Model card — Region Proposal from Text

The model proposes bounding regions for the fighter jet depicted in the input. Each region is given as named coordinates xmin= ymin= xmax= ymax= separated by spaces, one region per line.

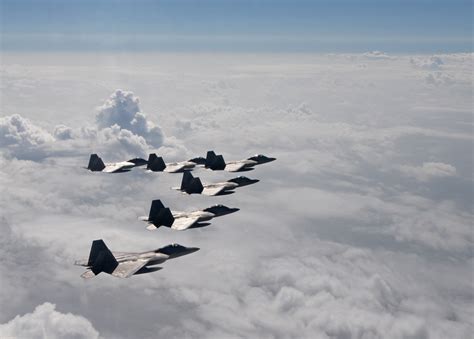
xmin=86 ymin=154 xmax=147 ymax=173
xmin=74 ymin=239 xmax=199 ymax=279
xmin=140 ymin=199 xmax=239 ymax=231
xmin=173 ymin=171 xmax=259 ymax=196
xmin=146 ymin=153 xmax=197 ymax=173
xmin=197 ymin=151 xmax=276 ymax=172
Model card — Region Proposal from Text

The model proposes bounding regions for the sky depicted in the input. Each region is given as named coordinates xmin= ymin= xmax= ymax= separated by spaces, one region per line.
xmin=0 ymin=0 xmax=472 ymax=52
xmin=0 ymin=1 xmax=473 ymax=339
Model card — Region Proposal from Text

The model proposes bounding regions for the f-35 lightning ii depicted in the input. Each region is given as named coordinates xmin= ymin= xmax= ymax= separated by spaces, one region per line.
xmin=195 ymin=150 xmax=276 ymax=172
xmin=174 ymin=171 xmax=259 ymax=196
xmin=140 ymin=199 xmax=239 ymax=231
xmin=86 ymin=154 xmax=147 ymax=173
xmin=146 ymin=153 xmax=197 ymax=173
xmin=74 ymin=239 xmax=199 ymax=279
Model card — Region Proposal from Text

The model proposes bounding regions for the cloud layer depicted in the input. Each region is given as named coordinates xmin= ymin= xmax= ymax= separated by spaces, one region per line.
xmin=0 ymin=52 xmax=472 ymax=338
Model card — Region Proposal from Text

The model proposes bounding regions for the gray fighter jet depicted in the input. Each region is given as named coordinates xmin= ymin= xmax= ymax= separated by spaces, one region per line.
xmin=173 ymin=171 xmax=259 ymax=196
xmin=192 ymin=150 xmax=276 ymax=172
xmin=146 ymin=153 xmax=197 ymax=173
xmin=86 ymin=154 xmax=147 ymax=173
xmin=74 ymin=239 xmax=199 ymax=279
xmin=139 ymin=199 xmax=239 ymax=231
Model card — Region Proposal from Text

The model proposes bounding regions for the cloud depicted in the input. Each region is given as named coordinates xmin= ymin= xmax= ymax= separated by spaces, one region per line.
xmin=0 ymin=114 xmax=54 ymax=160
xmin=53 ymin=125 xmax=74 ymax=140
xmin=0 ymin=303 xmax=100 ymax=339
xmin=0 ymin=53 xmax=472 ymax=339
xmin=0 ymin=89 xmax=174 ymax=160
xmin=96 ymin=89 xmax=163 ymax=147
xmin=0 ymin=114 xmax=53 ymax=147
xmin=410 ymin=56 xmax=444 ymax=70
xmin=363 ymin=50 xmax=393 ymax=59
xmin=399 ymin=162 xmax=457 ymax=182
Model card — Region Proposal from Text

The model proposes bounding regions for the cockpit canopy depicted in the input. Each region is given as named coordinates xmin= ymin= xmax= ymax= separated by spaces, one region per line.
xmin=227 ymin=176 xmax=259 ymax=187
xmin=157 ymin=243 xmax=186 ymax=256
xmin=203 ymin=204 xmax=239 ymax=216
xmin=247 ymin=154 xmax=276 ymax=164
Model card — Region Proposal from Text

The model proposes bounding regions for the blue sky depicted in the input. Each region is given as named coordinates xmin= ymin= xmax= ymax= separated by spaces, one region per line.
xmin=0 ymin=0 xmax=472 ymax=52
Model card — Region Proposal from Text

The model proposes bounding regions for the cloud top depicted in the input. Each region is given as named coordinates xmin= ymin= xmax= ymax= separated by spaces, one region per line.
xmin=0 ymin=114 xmax=53 ymax=147
xmin=96 ymin=89 xmax=163 ymax=147
xmin=0 ymin=303 xmax=99 ymax=339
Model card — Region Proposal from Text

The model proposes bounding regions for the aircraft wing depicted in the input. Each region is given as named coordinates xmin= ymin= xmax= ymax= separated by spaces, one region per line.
xmin=103 ymin=164 xmax=127 ymax=173
xmin=202 ymin=185 xmax=228 ymax=196
xmin=111 ymin=259 xmax=151 ymax=278
xmin=164 ymin=163 xmax=187 ymax=173
xmin=224 ymin=162 xmax=247 ymax=172
xmin=171 ymin=216 xmax=200 ymax=230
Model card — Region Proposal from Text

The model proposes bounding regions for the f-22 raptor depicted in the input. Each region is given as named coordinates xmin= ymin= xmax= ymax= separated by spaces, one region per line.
xmin=140 ymin=199 xmax=239 ymax=230
xmin=174 ymin=171 xmax=259 ymax=196
xmin=193 ymin=151 xmax=276 ymax=172
xmin=146 ymin=153 xmax=196 ymax=173
xmin=86 ymin=154 xmax=147 ymax=173
xmin=74 ymin=239 xmax=199 ymax=279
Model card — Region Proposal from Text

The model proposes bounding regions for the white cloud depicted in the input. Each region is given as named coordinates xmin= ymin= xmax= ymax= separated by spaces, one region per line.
xmin=53 ymin=124 xmax=74 ymax=140
xmin=363 ymin=50 xmax=393 ymax=59
xmin=410 ymin=56 xmax=444 ymax=70
xmin=0 ymin=303 xmax=100 ymax=339
xmin=0 ymin=52 xmax=472 ymax=339
xmin=399 ymin=162 xmax=457 ymax=182
xmin=0 ymin=114 xmax=53 ymax=147
xmin=96 ymin=89 xmax=163 ymax=147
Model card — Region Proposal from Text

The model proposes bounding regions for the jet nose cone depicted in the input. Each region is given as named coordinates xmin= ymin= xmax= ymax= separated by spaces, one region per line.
xmin=268 ymin=157 xmax=276 ymax=162
xmin=188 ymin=247 xmax=200 ymax=254
xmin=231 ymin=208 xmax=240 ymax=213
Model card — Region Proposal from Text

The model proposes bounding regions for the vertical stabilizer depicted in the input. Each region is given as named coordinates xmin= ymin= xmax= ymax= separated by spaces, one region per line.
xmin=148 ymin=200 xmax=165 ymax=222
xmin=181 ymin=171 xmax=194 ymax=190
xmin=87 ymin=154 xmax=106 ymax=171
xmin=87 ymin=240 xmax=118 ymax=275
xmin=205 ymin=151 xmax=226 ymax=170
xmin=147 ymin=153 xmax=166 ymax=171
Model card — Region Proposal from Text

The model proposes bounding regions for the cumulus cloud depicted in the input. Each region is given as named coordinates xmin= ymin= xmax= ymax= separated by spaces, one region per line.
xmin=0 ymin=89 xmax=172 ymax=160
xmin=399 ymin=162 xmax=457 ymax=182
xmin=53 ymin=124 xmax=74 ymax=140
xmin=96 ymin=89 xmax=163 ymax=147
xmin=410 ymin=56 xmax=444 ymax=70
xmin=0 ymin=303 xmax=100 ymax=339
xmin=0 ymin=114 xmax=53 ymax=147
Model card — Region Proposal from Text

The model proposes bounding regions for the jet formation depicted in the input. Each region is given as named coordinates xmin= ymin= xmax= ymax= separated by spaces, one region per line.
xmin=78 ymin=150 xmax=275 ymax=278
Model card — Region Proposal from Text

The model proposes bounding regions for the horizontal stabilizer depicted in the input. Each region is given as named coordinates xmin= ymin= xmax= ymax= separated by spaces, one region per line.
xmin=81 ymin=270 xmax=96 ymax=279
xmin=146 ymin=224 xmax=158 ymax=231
